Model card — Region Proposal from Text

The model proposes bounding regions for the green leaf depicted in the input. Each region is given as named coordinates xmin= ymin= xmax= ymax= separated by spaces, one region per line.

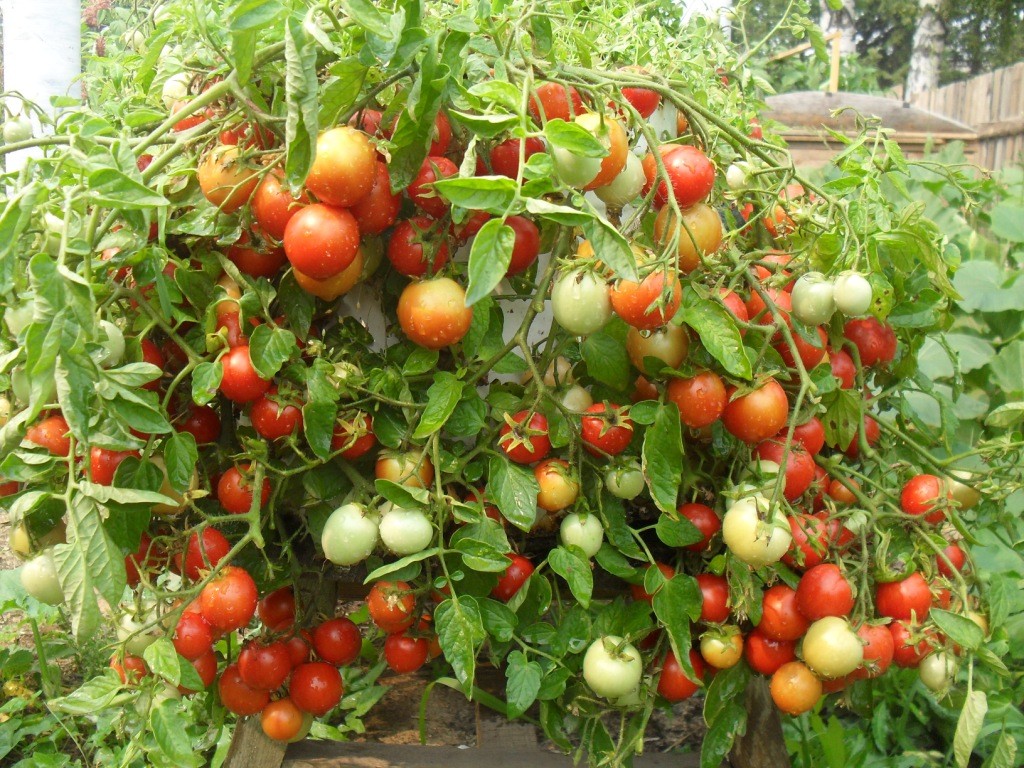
xmin=191 ymin=362 xmax=222 ymax=406
xmin=487 ymin=456 xmax=540 ymax=532
xmin=284 ymin=16 xmax=320 ymax=187
xmin=87 ymin=169 xmax=169 ymax=209
xmin=303 ymin=401 xmax=338 ymax=460
xmin=543 ymin=119 xmax=606 ymax=157
xmin=431 ymin=176 xmax=518 ymax=212
xmin=466 ymin=220 xmax=515 ymax=306
xmin=51 ymin=674 xmax=130 ymax=716
xmin=985 ymin=402 xmax=1024 ymax=429
xmin=701 ymin=665 xmax=750 ymax=768
xmin=982 ymin=732 xmax=1017 ymax=768
xmin=655 ymin=512 xmax=703 ymax=548
xmin=930 ymin=608 xmax=985 ymax=651
xmin=505 ymin=651 xmax=543 ymax=719
xmin=953 ymin=690 xmax=988 ymax=768
xmin=990 ymin=203 xmax=1024 ymax=243
xmin=249 ymin=324 xmax=295 ymax=379
xmin=339 ymin=0 xmax=394 ymax=37
xmin=143 ymin=638 xmax=182 ymax=686
xmin=51 ymin=495 xmax=127 ymax=642
xmin=547 ymin=546 xmax=593 ymax=608
xmin=435 ymin=596 xmax=486 ymax=690
xmin=582 ymin=321 xmax=630 ymax=392
xmin=163 ymin=432 xmax=198 ymax=493
xmin=680 ymin=287 xmax=751 ymax=379
xmin=374 ymin=478 xmax=431 ymax=509
xmin=822 ymin=388 xmax=863 ymax=451
xmin=403 ymin=347 xmax=439 ymax=376
xmin=643 ymin=403 xmax=683 ymax=515
xmin=151 ymin=700 xmax=202 ymax=766
xmin=450 ymin=521 xmax=511 ymax=572
xmin=277 ymin=272 xmax=314 ymax=340
xmin=229 ymin=0 xmax=284 ymax=31
xmin=479 ymin=598 xmax=518 ymax=642
xmin=364 ymin=548 xmax=440 ymax=583
xmin=448 ymin=110 xmax=519 ymax=138
xmin=580 ymin=212 xmax=638 ymax=281
xmin=413 ymin=372 xmax=464 ymax=439
xmin=652 ymin=574 xmax=701 ymax=673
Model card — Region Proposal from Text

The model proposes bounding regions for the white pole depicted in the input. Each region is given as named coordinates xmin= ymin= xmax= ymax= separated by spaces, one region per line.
xmin=1 ymin=0 xmax=82 ymax=170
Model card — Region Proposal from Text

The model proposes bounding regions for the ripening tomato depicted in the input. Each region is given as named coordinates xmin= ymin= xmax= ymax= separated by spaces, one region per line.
xmin=388 ymin=217 xmax=450 ymax=277
xmin=535 ymin=459 xmax=580 ymax=512
xmin=700 ymin=631 xmax=743 ymax=669
xmin=293 ymin=249 xmax=363 ymax=301
xmin=88 ymin=446 xmax=140 ymax=486
xmin=218 ymin=464 xmax=271 ymax=515
xmin=304 ymin=127 xmax=376 ymax=208
xmin=658 ymin=649 xmax=704 ymax=702
xmin=228 ymin=232 xmax=287 ymax=279
xmin=610 ymin=267 xmax=682 ymax=330
xmin=283 ymin=203 xmax=360 ymax=280
xmin=900 ymin=474 xmax=948 ymax=524
xmin=351 ymin=161 xmax=401 ymax=235
xmin=678 ymin=503 xmax=720 ymax=552
xmin=770 ymin=661 xmax=822 ymax=716
xmin=177 ymin=404 xmax=221 ymax=444
xmin=201 ymin=566 xmax=259 ymax=632
xmin=499 ymin=411 xmax=552 ymax=464
xmin=721 ymin=379 xmax=789 ymax=445
xmin=173 ymin=611 xmax=214 ymax=661
xmin=843 ymin=317 xmax=897 ymax=367
xmin=855 ymin=623 xmax=895 ymax=678
xmin=375 ymin=451 xmax=433 ymax=488
xmin=174 ymin=527 xmax=231 ymax=581
xmin=261 ymin=698 xmax=307 ymax=743
xmin=876 ymin=573 xmax=932 ymax=621
xmin=290 ymin=662 xmax=343 ymax=716
xmin=758 ymin=585 xmax=809 ymax=641
xmin=642 ymin=144 xmax=716 ymax=209
xmin=505 ymin=216 xmax=541 ymax=276
xmin=666 ymin=371 xmax=727 ymax=429
xmin=250 ymin=387 xmax=303 ymax=440
xmin=754 ymin=440 xmax=815 ymax=500
xmin=842 ymin=414 xmax=881 ymax=459
xmin=744 ymin=629 xmax=796 ymax=676
xmin=384 ymin=632 xmax=429 ymax=674
xmin=238 ymin=640 xmax=292 ymax=691
xmin=718 ymin=288 xmax=749 ymax=331
xmin=252 ymin=170 xmax=309 ymax=241
xmin=331 ymin=412 xmax=377 ymax=460
xmin=696 ymin=573 xmax=730 ymax=624
xmin=312 ymin=617 xmax=362 ymax=666
xmin=197 ymin=144 xmax=259 ymax=214
xmin=889 ymin=620 xmax=937 ymax=668
xmin=529 ymin=82 xmax=585 ymax=123
xmin=626 ymin=324 xmax=689 ymax=372
xmin=492 ymin=554 xmax=534 ymax=602
xmin=409 ymin=156 xmax=459 ymax=218
xmin=796 ymin=564 xmax=854 ymax=621
xmin=396 ymin=278 xmax=473 ymax=350
xmin=488 ymin=137 xmax=546 ymax=178
xmin=219 ymin=345 xmax=270 ymax=403
xmin=25 ymin=415 xmax=71 ymax=456
xmin=367 ymin=580 xmax=417 ymax=633
xmin=654 ymin=204 xmax=723 ymax=273
xmin=111 ymin=653 xmax=149 ymax=685
xmin=581 ymin=403 xmax=634 ymax=457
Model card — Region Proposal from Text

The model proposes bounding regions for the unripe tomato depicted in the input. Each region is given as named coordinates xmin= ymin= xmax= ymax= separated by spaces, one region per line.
xmin=595 ymin=152 xmax=646 ymax=208
xmin=919 ymin=651 xmax=956 ymax=692
xmin=722 ymin=495 xmax=791 ymax=567
xmin=375 ymin=451 xmax=433 ymax=488
xmin=321 ymin=503 xmax=379 ymax=566
xmin=653 ymin=203 xmax=723 ymax=273
xmin=21 ymin=551 xmax=65 ymax=605
xmin=304 ymin=127 xmax=376 ymax=208
xmin=790 ymin=272 xmax=835 ymax=326
xmin=700 ymin=631 xmax=743 ymax=669
xmin=583 ymin=636 xmax=643 ymax=699
xmin=944 ymin=470 xmax=981 ymax=510
xmin=802 ymin=617 xmax=863 ymax=678
xmin=551 ymin=269 xmax=612 ymax=336
xmin=397 ymin=278 xmax=473 ymax=349
xmin=535 ymin=459 xmax=579 ymax=512
xmin=832 ymin=272 xmax=873 ymax=316
xmin=604 ymin=462 xmax=645 ymax=500
xmin=626 ymin=324 xmax=689 ymax=372
xmin=559 ymin=512 xmax=604 ymax=557
xmin=379 ymin=506 xmax=433 ymax=556
xmin=197 ymin=144 xmax=259 ymax=213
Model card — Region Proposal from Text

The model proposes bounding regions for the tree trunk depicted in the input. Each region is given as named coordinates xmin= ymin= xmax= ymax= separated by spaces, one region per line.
xmin=729 ymin=677 xmax=791 ymax=768
xmin=819 ymin=0 xmax=857 ymax=57
xmin=905 ymin=0 xmax=945 ymax=99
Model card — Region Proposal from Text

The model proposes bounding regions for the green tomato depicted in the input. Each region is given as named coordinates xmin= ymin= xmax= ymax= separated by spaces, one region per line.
xmin=605 ymin=463 xmax=645 ymax=500
xmin=20 ymin=551 xmax=65 ymax=605
xmin=594 ymin=152 xmax=644 ymax=208
xmin=5 ymin=303 xmax=33 ymax=338
xmin=832 ymin=271 xmax=873 ymax=317
xmin=559 ymin=512 xmax=604 ymax=558
xmin=583 ymin=636 xmax=643 ymax=699
xmin=378 ymin=506 xmax=433 ymax=556
xmin=2 ymin=115 xmax=32 ymax=144
xmin=96 ymin=320 xmax=126 ymax=368
xmin=918 ymin=652 xmax=956 ymax=692
xmin=721 ymin=494 xmax=791 ymax=567
xmin=791 ymin=272 xmax=835 ymax=326
xmin=551 ymin=269 xmax=612 ymax=336
xmin=321 ymin=503 xmax=379 ymax=566
xmin=117 ymin=613 xmax=161 ymax=656
xmin=802 ymin=617 xmax=863 ymax=679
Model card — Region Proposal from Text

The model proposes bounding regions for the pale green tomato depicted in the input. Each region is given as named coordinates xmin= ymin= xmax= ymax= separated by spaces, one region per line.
xmin=560 ymin=385 xmax=593 ymax=413
xmin=791 ymin=272 xmax=835 ymax=325
xmin=605 ymin=464 xmax=645 ymax=500
xmin=721 ymin=494 xmax=791 ymax=567
xmin=521 ymin=356 xmax=574 ymax=387
xmin=161 ymin=72 xmax=191 ymax=109
xmin=118 ymin=613 xmax=161 ymax=656
xmin=134 ymin=682 xmax=183 ymax=718
xmin=321 ymin=503 xmax=379 ymax=566
xmin=802 ymin=617 xmax=863 ymax=679
xmin=725 ymin=162 xmax=752 ymax=191
xmin=96 ymin=320 xmax=126 ymax=368
xmin=595 ymin=153 xmax=644 ymax=207
xmin=560 ymin=512 xmax=605 ymax=558
xmin=20 ymin=551 xmax=64 ymax=605
xmin=5 ymin=303 xmax=33 ymax=338
xmin=583 ymin=636 xmax=643 ymax=699
xmin=378 ymin=507 xmax=433 ymax=556
xmin=945 ymin=470 xmax=981 ymax=510
xmin=832 ymin=271 xmax=873 ymax=317
xmin=551 ymin=269 xmax=612 ymax=336
xmin=919 ymin=652 xmax=956 ymax=692
xmin=2 ymin=114 xmax=32 ymax=144
xmin=0 ymin=395 xmax=10 ymax=428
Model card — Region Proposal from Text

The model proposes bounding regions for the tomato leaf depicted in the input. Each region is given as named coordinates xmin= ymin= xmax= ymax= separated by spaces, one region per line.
xmin=655 ymin=512 xmax=703 ymax=548
xmin=505 ymin=651 xmax=543 ymax=719
xmin=191 ymin=361 xmax=222 ymax=406
xmin=930 ymin=608 xmax=985 ymax=651
xmin=50 ymin=674 xmax=131 ymax=716
xmin=652 ymin=574 xmax=701 ymax=675
xmin=680 ymin=286 xmax=752 ymax=380
xmin=432 ymin=176 xmax=518 ymax=213
xmin=339 ymin=0 xmax=394 ymax=38
xmin=548 ymin=546 xmax=593 ymax=608
xmin=249 ymin=324 xmax=296 ymax=379
xmin=465 ymin=219 xmax=515 ymax=306
xmin=374 ymin=479 xmax=431 ymax=509
xmin=582 ymin=321 xmax=630 ymax=392
xmin=543 ymin=119 xmax=607 ymax=157
xmin=479 ymin=599 xmax=517 ymax=643
xmin=643 ymin=403 xmax=683 ymax=515
xmin=303 ymin=401 xmax=338 ymax=460
xmin=162 ymin=432 xmax=198 ymax=493
xmin=364 ymin=548 xmax=440 ymax=583
xmin=277 ymin=272 xmax=314 ymax=341
xmin=284 ymin=16 xmax=320 ymax=188
xmin=580 ymin=209 xmax=638 ymax=281
xmin=821 ymin=388 xmax=862 ymax=451
xmin=435 ymin=596 xmax=486 ymax=691
xmin=449 ymin=521 xmax=511 ymax=572
xmin=413 ymin=372 xmax=464 ymax=440
xmin=87 ymin=169 xmax=169 ymax=209
xmin=953 ymin=689 xmax=988 ymax=768
xmin=143 ymin=638 xmax=182 ymax=686
xmin=701 ymin=665 xmax=750 ymax=768
xmin=229 ymin=0 xmax=285 ymax=32
xmin=150 ymin=699 xmax=203 ymax=767
xmin=487 ymin=456 xmax=540 ymax=532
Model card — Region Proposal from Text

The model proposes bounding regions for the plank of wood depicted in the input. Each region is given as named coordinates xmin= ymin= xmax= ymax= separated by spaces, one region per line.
xmin=728 ymin=678 xmax=791 ymax=768
xmin=225 ymin=716 xmax=288 ymax=768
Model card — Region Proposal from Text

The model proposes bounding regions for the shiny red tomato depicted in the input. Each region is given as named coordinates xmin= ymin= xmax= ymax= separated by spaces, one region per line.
xmin=409 ymin=157 xmax=459 ymax=219
xmin=843 ymin=414 xmax=880 ymax=459
xmin=829 ymin=349 xmax=856 ymax=388
xmin=218 ymin=464 xmax=271 ymax=515
xmin=238 ymin=639 xmax=292 ymax=690
xmin=384 ymin=632 xmax=430 ymax=674
xmin=304 ymin=126 xmax=376 ymax=208
xmin=487 ymin=137 xmax=546 ymax=178
xmin=937 ymin=543 xmax=967 ymax=578
xmin=630 ymin=562 xmax=675 ymax=603
xmin=889 ymin=620 xmax=937 ymax=668
xmin=666 ymin=371 xmax=727 ymax=429
xmin=721 ymin=379 xmax=789 ymax=445
xmin=227 ymin=233 xmax=287 ymax=279
xmin=758 ymin=585 xmax=809 ymax=642
xmin=110 ymin=653 xmax=149 ymax=684
xmin=283 ymin=203 xmax=361 ymax=280
xmin=351 ymin=161 xmax=401 ymax=235
xmin=678 ymin=503 xmax=721 ymax=552
xmin=88 ymin=446 xmax=140 ymax=486
xmin=387 ymin=217 xmax=450 ymax=277
xmin=173 ymin=611 xmax=214 ymax=661
xmin=26 ymin=415 xmax=71 ymax=456
xmin=368 ymin=580 xmax=417 ymax=633
xmin=290 ymin=662 xmax=343 ymax=716
xmin=777 ymin=325 xmax=828 ymax=371
xmin=331 ymin=412 xmax=377 ymax=460
xmin=618 ymin=68 xmax=662 ymax=118
xmin=855 ymin=623 xmax=895 ymax=678
xmin=610 ymin=269 xmax=682 ymax=330
xmin=753 ymin=440 xmax=815 ymax=500
xmin=900 ymin=474 xmax=948 ymax=524
xmin=580 ymin=403 xmax=634 ymax=457
xmin=175 ymin=527 xmax=230 ymax=581
xmin=201 ymin=565 xmax=259 ymax=632
xmin=505 ymin=216 xmax=541 ymax=276
xmin=642 ymin=144 xmax=715 ymax=208
xmin=499 ymin=411 xmax=552 ymax=464
xmin=843 ymin=317 xmax=897 ymax=367
xmin=658 ymin=649 xmax=704 ymax=702
xmin=528 ymin=82 xmax=585 ymax=123
xmin=219 ymin=345 xmax=271 ymax=403
xmin=876 ymin=573 xmax=932 ymax=621
xmin=718 ymin=288 xmax=749 ymax=331
xmin=781 ymin=513 xmax=830 ymax=571
xmin=252 ymin=170 xmax=309 ymax=241
xmin=795 ymin=564 xmax=854 ymax=620
xmin=744 ymin=629 xmax=796 ymax=675
xmin=491 ymin=554 xmax=534 ymax=602
xmin=218 ymin=663 xmax=270 ymax=716
xmin=258 ymin=586 xmax=296 ymax=633
xmin=313 ymin=617 xmax=362 ymax=666
xmin=250 ymin=387 xmax=303 ymax=440
xmin=696 ymin=573 xmax=730 ymax=624
xmin=782 ymin=417 xmax=825 ymax=456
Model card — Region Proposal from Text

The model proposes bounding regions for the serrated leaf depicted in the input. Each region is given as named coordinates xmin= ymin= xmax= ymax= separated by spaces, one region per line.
xmin=953 ymin=690 xmax=987 ymax=768
xmin=930 ymin=608 xmax=985 ymax=651
xmin=505 ymin=651 xmax=543 ymax=719
xmin=580 ymin=212 xmax=638 ymax=281
xmin=163 ymin=432 xmax=198 ymax=493
xmin=680 ymin=287 xmax=751 ymax=379
xmin=51 ymin=674 xmax=130 ymax=715
xmin=151 ymin=700 xmax=201 ymax=766
xmin=249 ymin=324 xmax=296 ymax=379
xmin=432 ymin=176 xmax=518 ymax=212
xmin=143 ymin=638 xmax=182 ymax=686
xmin=284 ymin=16 xmax=319 ymax=187
xmin=643 ymin=403 xmax=682 ymax=514
xmin=465 ymin=220 xmax=515 ymax=306
xmin=435 ymin=596 xmax=485 ymax=691
xmin=652 ymin=575 xmax=701 ymax=674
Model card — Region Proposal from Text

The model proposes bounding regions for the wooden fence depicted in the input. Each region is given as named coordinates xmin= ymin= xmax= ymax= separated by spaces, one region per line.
xmin=909 ymin=62 xmax=1024 ymax=170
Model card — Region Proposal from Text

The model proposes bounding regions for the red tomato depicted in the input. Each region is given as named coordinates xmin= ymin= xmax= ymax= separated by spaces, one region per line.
xmin=219 ymin=345 xmax=270 ymax=403
xmin=491 ymin=554 xmax=534 ymax=602
xmin=781 ymin=417 xmax=825 ymax=456
xmin=528 ymin=82 xmax=585 ymax=123
xmin=285 ymin=635 xmax=311 ymax=667
xmin=173 ymin=611 xmax=214 ymax=661
xmin=721 ymin=379 xmax=789 ymax=445
xmin=88 ymin=446 xmax=140 ymax=486
xmin=610 ymin=268 xmax=682 ymax=330
xmin=351 ymin=161 xmax=401 ymax=235
xmin=126 ymin=533 xmax=165 ymax=588
xmin=666 ymin=371 xmax=727 ymax=429
xmin=219 ymin=121 xmax=274 ymax=150
xmin=900 ymin=474 xmax=948 ymax=524
xmin=580 ymin=403 xmax=634 ymax=457
xmin=26 ymin=415 xmax=71 ymax=456
xmin=218 ymin=464 xmax=271 ymax=515
xmin=175 ymin=528 xmax=231 ymax=581
xmin=937 ymin=543 xmax=967 ymax=578
xmin=367 ymin=580 xmax=417 ymax=633
xmin=658 ymin=649 xmax=704 ymax=702
xmin=498 ymin=411 xmax=552 ymax=464
xmin=618 ymin=69 xmax=662 ymax=118
xmin=201 ymin=566 xmax=259 ymax=632
xmin=261 ymin=698 xmax=306 ymax=742
xmin=331 ymin=412 xmax=377 ymax=460
xmin=855 ymin=623 xmax=895 ymax=678
xmin=140 ymin=338 xmax=166 ymax=391
xmin=218 ymin=663 xmax=271 ymax=716
xmin=829 ymin=349 xmax=856 ymax=388
xmin=384 ymin=632 xmax=430 ymax=674
xmin=781 ymin=514 xmax=830 ymax=570
xmin=876 ymin=573 xmax=932 ymax=621
xmin=304 ymin=127 xmax=376 ymax=208
xmin=290 ymin=662 xmax=343 ymax=715
xmin=177 ymin=404 xmax=221 ymax=444
xmin=746 ymin=287 xmax=792 ymax=336
xmin=313 ymin=617 xmax=362 ymax=666
xmin=642 ymin=144 xmax=716 ymax=208
xmin=753 ymin=440 xmax=815 ymax=500
xmin=197 ymin=144 xmax=259 ymax=213
xmin=678 ymin=503 xmax=720 ymax=552
xmin=758 ymin=585 xmax=809 ymax=642
xmin=257 ymin=586 xmax=296 ymax=633
xmin=488 ymin=137 xmax=545 ymax=178
xmin=505 ymin=216 xmax=541 ymax=276
xmin=777 ymin=325 xmax=828 ymax=371
xmin=795 ymin=564 xmax=854 ymax=621
xmin=283 ymin=203 xmax=360 ymax=280
xmin=718 ymin=288 xmax=749 ymax=331
xmin=227 ymin=232 xmax=287 ymax=279
xmin=349 ymin=108 xmax=383 ymax=136
xmin=250 ymin=387 xmax=303 ymax=440
xmin=696 ymin=573 xmax=730 ymax=624
xmin=111 ymin=653 xmax=149 ymax=684
xmin=843 ymin=317 xmax=897 ymax=367
xmin=408 ymin=157 xmax=459 ymax=218
xmin=843 ymin=414 xmax=880 ymax=459
xmin=188 ymin=650 xmax=218 ymax=691
xmin=387 ymin=217 xmax=450 ymax=277
xmin=889 ymin=621 xmax=937 ymax=668
xmin=744 ymin=629 xmax=796 ymax=675
xmin=252 ymin=170 xmax=309 ymax=241
xmin=238 ymin=640 xmax=292 ymax=690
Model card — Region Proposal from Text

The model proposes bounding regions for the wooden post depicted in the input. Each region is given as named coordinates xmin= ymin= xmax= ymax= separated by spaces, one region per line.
xmin=224 ymin=717 xmax=287 ymax=768
xmin=728 ymin=677 xmax=791 ymax=768
xmin=828 ymin=34 xmax=842 ymax=94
